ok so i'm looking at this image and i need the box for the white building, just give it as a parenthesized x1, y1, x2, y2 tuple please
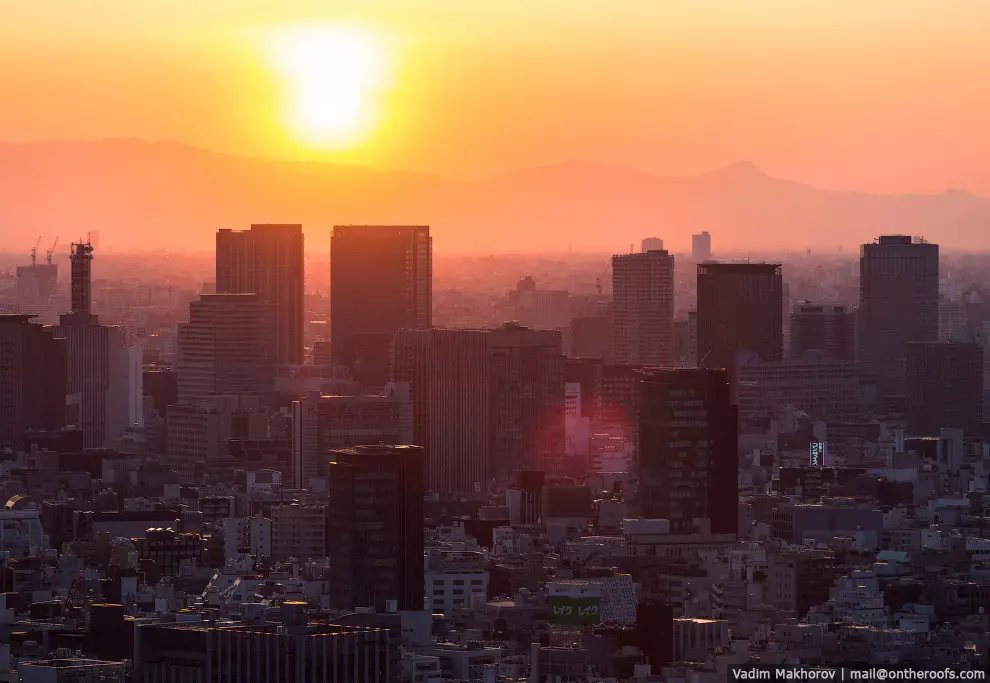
(425, 550, 489, 615)
(222, 517, 272, 562)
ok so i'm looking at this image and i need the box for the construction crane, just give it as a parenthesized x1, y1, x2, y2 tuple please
(595, 261, 612, 295)
(45, 237, 59, 265)
(30, 236, 41, 265)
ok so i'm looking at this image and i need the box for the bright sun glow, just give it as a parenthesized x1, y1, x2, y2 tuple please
(269, 25, 391, 150)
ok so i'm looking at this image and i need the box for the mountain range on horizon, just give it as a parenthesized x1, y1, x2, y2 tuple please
(0, 138, 987, 254)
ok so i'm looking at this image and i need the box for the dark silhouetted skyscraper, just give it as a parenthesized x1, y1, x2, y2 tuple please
(612, 249, 675, 366)
(328, 445, 424, 611)
(177, 294, 270, 404)
(790, 302, 855, 362)
(55, 242, 142, 448)
(638, 368, 738, 534)
(393, 323, 564, 492)
(216, 224, 304, 365)
(697, 263, 783, 379)
(331, 225, 431, 386)
(906, 341, 983, 437)
(0, 315, 66, 450)
(859, 235, 939, 397)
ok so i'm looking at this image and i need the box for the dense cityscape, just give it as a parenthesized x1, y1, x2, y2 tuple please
(0, 225, 987, 681)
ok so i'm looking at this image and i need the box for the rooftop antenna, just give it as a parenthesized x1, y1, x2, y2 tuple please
(30, 236, 41, 266)
(45, 236, 59, 265)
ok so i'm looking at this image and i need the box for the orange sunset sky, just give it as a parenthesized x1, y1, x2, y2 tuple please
(5, 0, 990, 196)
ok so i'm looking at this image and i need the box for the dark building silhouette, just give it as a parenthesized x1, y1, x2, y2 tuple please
(790, 302, 855, 362)
(638, 369, 738, 534)
(858, 235, 939, 397)
(612, 250, 675, 366)
(906, 341, 984, 437)
(55, 242, 138, 448)
(569, 314, 613, 362)
(0, 315, 66, 451)
(393, 323, 564, 492)
(142, 368, 178, 413)
(331, 225, 431, 386)
(697, 263, 783, 380)
(216, 224, 304, 365)
(328, 445, 424, 612)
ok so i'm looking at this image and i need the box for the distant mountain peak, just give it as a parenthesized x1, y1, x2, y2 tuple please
(710, 159, 768, 178)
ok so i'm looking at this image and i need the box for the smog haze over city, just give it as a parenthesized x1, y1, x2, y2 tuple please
(1, 3, 990, 683)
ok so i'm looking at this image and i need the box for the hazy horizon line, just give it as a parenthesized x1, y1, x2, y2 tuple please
(3, 136, 988, 200)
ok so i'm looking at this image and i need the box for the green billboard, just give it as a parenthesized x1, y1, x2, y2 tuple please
(548, 595, 602, 625)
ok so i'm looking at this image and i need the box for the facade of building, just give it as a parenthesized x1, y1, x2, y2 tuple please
(271, 503, 327, 560)
(425, 550, 489, 615)
(0, 315, 66, 451)
(165, 397, 267, 479)
(393, 324, 564, 492)
(134, 619, 391, 683)
(905, 341, 984, 437)
(790, 302, 856, 362)
(54, 242, 142, 449)
(858, 235, 939, 397)
(216, 224, 305, 365)
(735, 358, 877, 423)
(290, 383, 413, 489)
(638, 369, 738, 534)
(330, 225, 431, 385)
(697, 263, 783, 381)
(611, 249, 675, 366)
(328, 445, 425, 611)
(177, 294, 270, 404)
(692, 232, 712, 262)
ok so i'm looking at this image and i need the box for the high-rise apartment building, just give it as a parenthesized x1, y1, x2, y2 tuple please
(328, 445, 424, 611)
(692, 231, 712, 262)
(0, 315, 67, 450)
(697, 263, 783, 381)
(55, 242, 142, 449)
(177, 294, 270, 404)
(858, 235, 939, 397)
(392, 323, 564, 492)
(331, 225, 431, 386)
(216, 224, 304, 365)
(290, 383, 413, 489)
(638, 369, 738, 534)
(612, 249, 675, 366)
(789, 303, 856, 362)
(905, 341, 984, 437)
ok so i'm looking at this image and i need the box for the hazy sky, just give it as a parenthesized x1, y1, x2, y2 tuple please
(5, 1, 990, 194)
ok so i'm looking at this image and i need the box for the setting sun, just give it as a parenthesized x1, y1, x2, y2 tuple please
(268, 25, 391, 150)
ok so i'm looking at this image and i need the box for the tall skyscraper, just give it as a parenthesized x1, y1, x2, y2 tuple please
(328, 445, 424, 611)
(789, 302, 856, 362)
(697, 263, 783, 380)
(392, 323, 564, 492)
(859, 235, 939, 397)
(290, 383, 413, 489)
(489, 323, 566, 482)
(638, 368, 738, 534)
(612, 249, 675, 366)
(0, 315, 67, 450)
(692, 231, 712, 262)
(177, 293, 270, 404)
(906, 341, 984, 437)
(55, 242, 142, 448)
(216, 224, 304, 365)
(331, 225, 431, 386)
